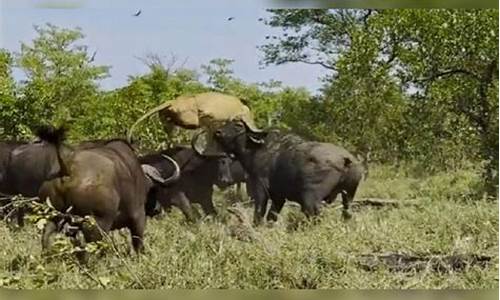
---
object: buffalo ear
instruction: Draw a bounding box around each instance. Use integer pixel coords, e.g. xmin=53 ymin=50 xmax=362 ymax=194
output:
xmin=191 ymin=130 xmax=226 ymax=157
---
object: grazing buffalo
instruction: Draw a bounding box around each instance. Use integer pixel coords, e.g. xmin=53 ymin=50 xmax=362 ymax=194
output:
xmin=36 ymin=126 xmax=179 ymax=253
xmin=193 ymin=120 xmax=364 ymax=224
xmin=139 ymin=146 xmax=243 ymax=222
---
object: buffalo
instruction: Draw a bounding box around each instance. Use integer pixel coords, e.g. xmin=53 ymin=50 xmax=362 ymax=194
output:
xmin=0 ymin=135 xmax=178 ymax=227
xmin=215 ymin=155 xmax=247 ymax=200
xmin=0 ymin=139 xmax=64 ymax=226
xmin=193 ymin=120 xmax=364 ymax=224
xmin=36 ymin=126 xmax=179 ymax=253
xmin=0 ymin=140 xmax=60 ymax=198
xmin=140 ymin=146 xmax=245 ymax=222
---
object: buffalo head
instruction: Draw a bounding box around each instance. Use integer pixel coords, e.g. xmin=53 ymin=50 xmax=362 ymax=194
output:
xmin=215 ymin=155 xmax=236 ymax=188
xmin=192 ymin=120 xmax=267 ymax=158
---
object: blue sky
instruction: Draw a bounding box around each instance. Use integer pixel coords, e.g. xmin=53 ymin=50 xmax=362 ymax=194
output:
xmin=0 ymin=0 xmax=328 ymax=93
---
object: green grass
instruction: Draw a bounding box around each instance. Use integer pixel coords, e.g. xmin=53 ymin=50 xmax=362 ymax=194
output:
xmin=0 ymin=165 xmax=497 ymax=288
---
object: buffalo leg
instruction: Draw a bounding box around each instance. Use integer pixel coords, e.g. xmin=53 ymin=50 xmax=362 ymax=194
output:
xmin=267 ymin=198 xmax=285 ymax=222
xmin=235 ymin=183 xmax=242 ymax=200
xmin=41 ymin=220 xmax=58 ymax=251
xmin=301 ymin=192 xmax=321 ymax=218
xmin=129 ymin=212 xmax=146 ymax=254
xmin=15 ymin=206 xmax=25 ymax=228
xmin=253 ymin=196 xmax=268 ymax=226
xmin=200 ymin=199 xmax=217 ymax=217
xmin=81 ymin=216 xmax=113 ymax=246
xmin=199 ymin=189 xmax=217 ymax=217
xmin=173 ymin=192 xmax=199 ymax=222
xmin=248 ymin=178 xmax=268 ymax=225
xmin=74 ymin=216 xmax=112 ymax=263
xmin=324 ymin=188 xmax=341 ymax=204
xmin=341 ymin=190 xmax=354 ymax=220
xmin=71 ymin=234 xmax=89 ymax=263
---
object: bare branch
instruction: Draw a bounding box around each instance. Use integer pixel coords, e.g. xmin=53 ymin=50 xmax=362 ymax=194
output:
xmin=415 ymin=68 xmax=480 ymax=82
xmin=281 ymin=58 xmax=336 ymax=70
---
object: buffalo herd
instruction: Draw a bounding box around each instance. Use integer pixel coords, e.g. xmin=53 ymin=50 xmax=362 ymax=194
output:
xmin=0 ymin=120 xmax=364 ymax=254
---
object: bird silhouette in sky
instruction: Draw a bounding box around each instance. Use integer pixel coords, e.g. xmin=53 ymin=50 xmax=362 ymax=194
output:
xmin=227 ymin=17 xmax=234 ymax=21
xmin=89 ymin=50 xmax=97 ymax=63
xmin=258 ymin=18 xmax=264 ymax=21
xmin=133 ymin=9 xmax=141 ymax=17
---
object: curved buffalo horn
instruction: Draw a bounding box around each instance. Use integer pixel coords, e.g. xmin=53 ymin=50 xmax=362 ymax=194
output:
xmin=142 ymin=164 xmax=166 ymax=185
xmin=127 ymin=101 xmax=173 ymax=143
xmin=241 ymin=120 xmax=266 ymax=144
xmin=191 ymin=130 xmax=226 ymax=157
xmin=240 ymin=118 xmax=263 ymax=133
xmin=160 ymin=154 xmax=181 ymax=183
xmin=141 ymin=155 xmax=180 ymax=186
xmin=248 ymin=135 xmax=265 ymax=144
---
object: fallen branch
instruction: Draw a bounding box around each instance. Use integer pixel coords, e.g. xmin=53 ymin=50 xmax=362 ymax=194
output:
xmin=232 ymin=197 xmax=421 ymax=210
xmin=352 ymin=198 xmax=421 ymax=208
xmin=358 ymin=253 xmax=492 ymax=273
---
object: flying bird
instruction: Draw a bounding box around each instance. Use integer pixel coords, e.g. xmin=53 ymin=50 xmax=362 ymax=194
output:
xmin=227 ymin=17 xmax=234 ymax=21
xmin=88 ymin=50 xmax=97 ymax=63
xmin=258 ymin=18 xmax=264 ymax=21
xmin=133 ymin=9 xmax=141 ymax=16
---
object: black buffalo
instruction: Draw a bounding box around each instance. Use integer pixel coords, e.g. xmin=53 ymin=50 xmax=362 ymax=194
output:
xmin=36 ymin=126 xmax=179 ymax=253
xmin=215 ymin=155 xmax=247 ymax=196
xmin=0 ymin=135 xmax=177 ymax=227
xmin=0 ymin=139 xmax=63 ymax=226
xmin=0 ymin=140 xmax=60 ymax=198
xmin=140 ymin=146 xmax=244 ymax=222
xmin=193 ymin=120 xmax=364 ymax=224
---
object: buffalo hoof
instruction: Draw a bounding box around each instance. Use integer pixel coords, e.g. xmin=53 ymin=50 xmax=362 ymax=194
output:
xmin=75 ymin=250 xmax=90 ymax=265
xmin=342 ymin=209 xmax=352 ymax=220
xmin=253 ymin=218 xmax=263 ymax=227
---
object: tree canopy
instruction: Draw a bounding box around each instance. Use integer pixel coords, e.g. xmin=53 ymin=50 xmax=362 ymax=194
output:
xmin=0 ymin=10 xmax=497 ymax=196
xmin=260 ymin=9 xmax=498 ymax=194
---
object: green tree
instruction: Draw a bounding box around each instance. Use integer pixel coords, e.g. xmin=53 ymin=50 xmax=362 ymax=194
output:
xmin=0 ymin=50 xmax=20 ymax=139
xmin=378 ymin=10 xmax=498 ymax=194
xmin=15 ymin=23 xmax=109 ymax=140
xmin=261 ymin=9 xmax=498 ymax=195
xmin=105 ymin=54 xmax=206 ymax=150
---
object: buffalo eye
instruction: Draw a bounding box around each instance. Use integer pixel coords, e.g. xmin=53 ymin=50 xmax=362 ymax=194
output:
xmin=215 ymin=130 xmax=222 ymax=137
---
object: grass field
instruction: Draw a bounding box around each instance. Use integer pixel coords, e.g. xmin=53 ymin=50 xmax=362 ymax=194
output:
xmin=0 ymin=164 xmax=497 ymax=289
